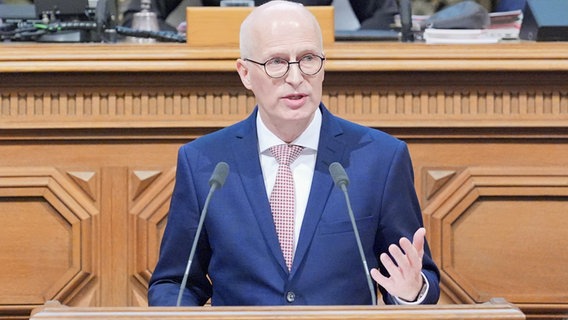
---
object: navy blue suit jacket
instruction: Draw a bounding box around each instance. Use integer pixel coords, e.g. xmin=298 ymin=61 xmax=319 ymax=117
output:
xmin=148 ymin=104 xmax=440 ymax=306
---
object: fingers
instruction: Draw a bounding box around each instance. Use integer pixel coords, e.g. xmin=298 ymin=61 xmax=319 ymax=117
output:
xmin=412 ymin=227 xmax=426 ymax=257
xmin=370 ymin=267 xmax=388 ymax=285
xmin=394 ymin=228 xmax=426 ymax=267
xmin=381 ymin=249 xmax=402 ymax=278
xmin=378 ymin=228 xmax=427 ymax=280
xmin=389 ymin=242 xmax=411 ymax=273
xmin=373 ymin=228 xmax=428 ymax=300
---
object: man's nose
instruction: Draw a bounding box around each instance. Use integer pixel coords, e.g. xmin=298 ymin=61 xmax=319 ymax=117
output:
xmin=285 ymin=62 xmax=304 ymax=84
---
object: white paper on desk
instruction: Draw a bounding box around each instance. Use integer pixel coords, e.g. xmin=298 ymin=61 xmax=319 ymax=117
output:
xmin=423 ymin=29 xmax=501 ymax=44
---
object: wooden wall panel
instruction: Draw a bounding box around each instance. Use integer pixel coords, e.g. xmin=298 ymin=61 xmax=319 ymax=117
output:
xmin=1 ymin=42 xmax=567 ymax=320
xmin=0 ymin=168 xmax=96 ymax=311
xmin=0 ymin=143 xmax=183 ymax=320
xmin=422 ymin=168 xmax=568 ymax=305
xmin=1 ymin=72 xmax=567 ymax=130
xmin=129 ymin=167 xmax=176 ymax=306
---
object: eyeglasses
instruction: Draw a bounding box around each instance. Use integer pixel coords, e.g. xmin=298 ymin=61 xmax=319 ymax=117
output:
xmin=244 ymin=54 xmax=325 ymax=79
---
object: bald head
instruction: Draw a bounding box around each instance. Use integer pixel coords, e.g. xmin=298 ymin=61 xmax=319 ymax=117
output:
xmin=235 ymin=0 xmax=326 ymax=143
xmin=239 ymin=1 xmax=323 ymax=59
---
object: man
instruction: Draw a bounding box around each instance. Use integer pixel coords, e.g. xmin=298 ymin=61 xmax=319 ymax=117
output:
xmin=122 ymin=0 xmax=398 ymax=32
xmin=148 ymin=0 xmax=440 ymax=306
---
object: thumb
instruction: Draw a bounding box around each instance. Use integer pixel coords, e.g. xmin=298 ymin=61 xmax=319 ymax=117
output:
xmin=413 ymin=227 xmax=426 ymax=257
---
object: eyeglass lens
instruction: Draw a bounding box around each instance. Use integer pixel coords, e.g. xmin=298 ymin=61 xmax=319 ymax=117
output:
xmin=264 ymin=55 xmax=323 ymax=78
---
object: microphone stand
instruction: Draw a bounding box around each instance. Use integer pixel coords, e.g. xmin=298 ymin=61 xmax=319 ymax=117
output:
xmin=330 ymin=162 xmax=377 ymax=306
xmin=176 ymin=162 xmax=229 ymax=306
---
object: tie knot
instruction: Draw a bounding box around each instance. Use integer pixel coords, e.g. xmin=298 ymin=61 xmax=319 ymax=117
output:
xmin=270 ymin=144 xmax=303 ymax=166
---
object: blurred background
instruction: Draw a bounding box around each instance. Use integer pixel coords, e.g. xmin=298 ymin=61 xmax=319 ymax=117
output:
xmin=1 ymin=0 xmax=496 ymax=23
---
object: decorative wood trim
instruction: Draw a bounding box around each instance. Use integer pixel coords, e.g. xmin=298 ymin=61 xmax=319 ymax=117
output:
xmin=0 ymin=168 xmax=97 ymax=307
xmin=423 ymin=167 xmax=568 ymax=306
xmin=0 ymin=72 xmax=567 ymax=130
xmin=1 ymin=42 xmax=567 ymax=72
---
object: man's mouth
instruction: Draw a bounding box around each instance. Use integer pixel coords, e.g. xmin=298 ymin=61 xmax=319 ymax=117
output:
xmin=285 ymin=94 xmax=306 ymax=100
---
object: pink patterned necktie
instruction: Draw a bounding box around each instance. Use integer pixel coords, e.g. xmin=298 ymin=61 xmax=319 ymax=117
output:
xmin=269 ymin=144 xmax=304 ymax=271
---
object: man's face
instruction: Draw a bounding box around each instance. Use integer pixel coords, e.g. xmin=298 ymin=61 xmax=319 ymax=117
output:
xmin=237 ymin=12 xmax=325 ymax=139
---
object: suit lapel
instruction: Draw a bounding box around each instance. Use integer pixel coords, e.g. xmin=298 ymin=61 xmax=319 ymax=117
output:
xmin=230 ymin=109 xmax=289 ymax=272
xmin=231 ymin=106 xmax=349 ymax=275
xmin=291 ymin=106 xmax=346 ymax=276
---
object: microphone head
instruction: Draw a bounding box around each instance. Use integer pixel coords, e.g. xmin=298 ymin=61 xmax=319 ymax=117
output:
xmin=329 ymin=162 xmax=349 ymax=188
xmin=209 ymin=162 xmax=229 ymax=188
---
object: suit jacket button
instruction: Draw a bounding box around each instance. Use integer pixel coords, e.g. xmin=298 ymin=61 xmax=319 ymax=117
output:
xmin=286 ymin=291 xmax=296 ymax=303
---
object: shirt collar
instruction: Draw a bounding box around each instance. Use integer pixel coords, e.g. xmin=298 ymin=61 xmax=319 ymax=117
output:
xmin=257 ymin=107 xmax=322 ymax=154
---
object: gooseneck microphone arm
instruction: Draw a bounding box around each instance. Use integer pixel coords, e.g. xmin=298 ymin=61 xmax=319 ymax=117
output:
xmin=329 ymin=162 xmax=377 ymax=306
xmin=176 ymin=162 xmax=229 ymax=307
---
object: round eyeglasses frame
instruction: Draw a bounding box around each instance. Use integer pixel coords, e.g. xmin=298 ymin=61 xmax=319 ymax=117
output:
xmin=244 ymin=54 xmax=326 ymax=79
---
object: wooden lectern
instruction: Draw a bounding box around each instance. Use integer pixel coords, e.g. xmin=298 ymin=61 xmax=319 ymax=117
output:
xmin=30 ymin=299 xmax=525 ymax=320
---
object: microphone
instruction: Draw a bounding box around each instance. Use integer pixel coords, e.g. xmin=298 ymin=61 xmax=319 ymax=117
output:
xmin=176 ymin=161 xmax=229 ymax=307
xmin=329 ymin=162 xmax=377 ymax=306
xmin=399 ymin=0 xmax=415 ymax=42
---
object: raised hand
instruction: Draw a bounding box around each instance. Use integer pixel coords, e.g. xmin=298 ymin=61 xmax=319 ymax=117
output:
xmin=370 ymin=227 xmax=426 ymax=302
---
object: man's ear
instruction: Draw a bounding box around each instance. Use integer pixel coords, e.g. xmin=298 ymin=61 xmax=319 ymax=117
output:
xmin=236 ymin=59 xmax=253 ymax=90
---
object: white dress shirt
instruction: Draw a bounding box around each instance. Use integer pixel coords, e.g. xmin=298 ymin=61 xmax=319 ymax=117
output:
xmin=257 ymin=108 xmax=321 ymax=253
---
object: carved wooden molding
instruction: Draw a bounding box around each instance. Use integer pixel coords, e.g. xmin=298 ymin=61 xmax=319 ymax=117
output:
xmin=1 ymin=43 xmax=568 ymax=72
xmin=1 ymin=43 xmax=567 ymax=131
xmin=67 ymin=171 xmax=98 ymax=201
xmin=1 ymin=85 xmax=566 ymax=130
xmin=424 ymin=169 xmax=458 ymax=201
xmin=129 ymin=167 xmax=176 ymax=295
xmin=0 ymin=167 xmax=98 ymax=306
xmin=423 ymin=167 xmax=568 ymax=309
